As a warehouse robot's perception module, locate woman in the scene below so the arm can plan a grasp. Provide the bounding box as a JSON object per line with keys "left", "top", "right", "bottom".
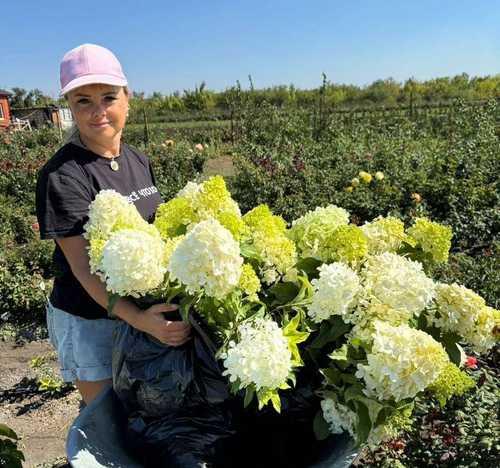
{"left": 35, "top": 43, "right": 191, "bottom": 405}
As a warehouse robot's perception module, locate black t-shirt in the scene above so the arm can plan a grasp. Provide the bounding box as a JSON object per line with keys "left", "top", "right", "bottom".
{"left": 35, "top": 142, "right": 163, "bottom": 320}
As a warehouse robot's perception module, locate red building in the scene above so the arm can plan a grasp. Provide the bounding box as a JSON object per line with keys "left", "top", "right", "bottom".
{"left": 0, "top": 89, "right": 12, "bottom": 130}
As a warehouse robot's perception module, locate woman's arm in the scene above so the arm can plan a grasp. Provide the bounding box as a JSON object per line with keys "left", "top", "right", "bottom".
{"left": 55, "top": 235, "right": 191, "bottom": 346}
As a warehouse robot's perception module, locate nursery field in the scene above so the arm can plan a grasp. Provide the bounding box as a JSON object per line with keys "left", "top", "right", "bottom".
{"left": 0, "top": 99, "right": 499, "bottom": 467}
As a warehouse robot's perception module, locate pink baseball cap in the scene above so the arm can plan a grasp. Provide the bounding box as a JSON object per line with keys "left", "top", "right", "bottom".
{"left": 59, "top": 43, "right": 128, "bottom": 96}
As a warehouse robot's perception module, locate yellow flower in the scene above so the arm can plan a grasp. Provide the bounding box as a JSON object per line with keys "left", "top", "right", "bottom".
{"left": 345, "top": 186, "right": 354, "bottom": 193}
{"left": 375, "top": 171, "right": 384, "bottom": 181}
{"left": 351, "top": 177, "right": 360, "bottom": 187}
{"left": 359, "top": 171, "right": 373, "bottom": 184}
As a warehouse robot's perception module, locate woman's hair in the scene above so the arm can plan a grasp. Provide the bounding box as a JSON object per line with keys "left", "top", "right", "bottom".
{"left": 63, "top": 86, "right": 129, "bottom": 145}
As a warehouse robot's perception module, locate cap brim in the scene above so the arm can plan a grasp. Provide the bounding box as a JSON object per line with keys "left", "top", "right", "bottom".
{"left": 60, "top": 74, "right": 128, "bottom": 97}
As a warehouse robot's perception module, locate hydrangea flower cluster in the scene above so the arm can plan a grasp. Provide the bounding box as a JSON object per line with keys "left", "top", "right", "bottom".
{"left": 320, "top": 398, "right": 357, "bottom": 438}
{"left": 430, "top": 283, "right": 499, "bottom": 352}
{"left": 288, "top": 205, "right": 350, "bottom": 261}
{"left": 427, "top": 362, "right": 475, "bottom": 407}
{"left": 154, "top": 176, "right": 243, "bottom": 241}
{"left": 307, "top": 263, "right": 361, "bottom": 323}
{"left": 222, "top": 317, "right": 293, "bottom": 390}
{"left": 100, "top": 229, "right": 166, "bottom": 297}
{"left": 154, "top": 198, "right": 196, "bottom": 240}
{"left": 361, "top": 252, "right": 436, "bottom": 317}
{"left": 321, "top": 225, "right": 368, "bottom": 264}
{"left": 406, "top": 217, "right": 452, "bottom": 263}
{"left": 348, "top": 301, "right": 414, "bottom": 346}
{"left": 84, "top": 189, "right": 147, "bottom": 240}
{"left": 365, "top": 406, "right": 413, "bottom": 449}
{"left": 242, "top": 205, "right": 297, "bottom": 283}
{"left": 356, "top": 321, "right": 449, "bottom": 402}
{"left": 167, "top": 218, "right": 243, "bottom": 299}
{"left": 360, "top": 216, "right": 409, "bottom": 255}
{"left": 190, "top": 175, "right": 241, "bottom": 220}
{"left": 84, "top": 190, "right": 160, "bottom": 274}
{"left": 238, "top": 263, "right": 261, "bottom": 299}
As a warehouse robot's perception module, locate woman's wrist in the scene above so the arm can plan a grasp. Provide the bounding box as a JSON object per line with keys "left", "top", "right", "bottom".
{"left": 111, "top": 297, "right": 142, "bottom": 327}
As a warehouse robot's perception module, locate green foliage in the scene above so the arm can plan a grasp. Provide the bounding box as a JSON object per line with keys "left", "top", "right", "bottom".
{"left": 229, "top": 99, "right": 499, "bottom": 258}
{"left": 0, "top": 424, "right": 25, "bottom": 468}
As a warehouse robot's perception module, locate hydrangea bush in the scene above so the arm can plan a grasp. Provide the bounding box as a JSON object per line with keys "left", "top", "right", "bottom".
{"left": 83, "top": 175, "right": 498, "bottom": 449}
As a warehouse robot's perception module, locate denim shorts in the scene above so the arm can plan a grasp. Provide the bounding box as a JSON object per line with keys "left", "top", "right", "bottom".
{"left": 46, "top": 300, "right": 119, "bottom": 383}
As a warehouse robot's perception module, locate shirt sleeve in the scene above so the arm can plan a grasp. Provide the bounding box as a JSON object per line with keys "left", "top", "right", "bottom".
{"left": 35, "top": 168, "right": 92, "bottom": 240}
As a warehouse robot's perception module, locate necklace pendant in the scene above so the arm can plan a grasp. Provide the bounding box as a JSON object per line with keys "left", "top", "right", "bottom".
{"left": 110, "top": 160, "right": 119, "bottom": 171}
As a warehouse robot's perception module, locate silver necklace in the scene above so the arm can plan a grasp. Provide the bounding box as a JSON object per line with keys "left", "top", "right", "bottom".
{"left": 110, "top": 155, "right": 119, "bottom": 171}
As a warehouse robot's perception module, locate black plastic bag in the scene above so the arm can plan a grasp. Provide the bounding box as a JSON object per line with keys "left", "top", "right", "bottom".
{"left": 227, "top": 368, "right": 325, "bottom": 468}
{"left": 112, "top": 314, "right": 236, "bottom": 467}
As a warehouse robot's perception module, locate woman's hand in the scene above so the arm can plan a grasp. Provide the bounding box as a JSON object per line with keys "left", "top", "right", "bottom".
{"left": 131, "top": 303, "right": 192, "bottom": 346}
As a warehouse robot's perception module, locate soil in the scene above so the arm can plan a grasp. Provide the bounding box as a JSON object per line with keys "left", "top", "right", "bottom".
{"left": 0, "top": 337, "right": 80, "bottom": 467}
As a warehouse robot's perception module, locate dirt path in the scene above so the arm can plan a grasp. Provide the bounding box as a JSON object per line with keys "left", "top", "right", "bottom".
{"left": 0, "top": 338, "right": 80, "bottom": 467}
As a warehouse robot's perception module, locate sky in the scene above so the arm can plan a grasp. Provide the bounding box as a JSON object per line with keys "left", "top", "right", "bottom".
{"left": 1, "top": 0, "right": 499, "bottom": 98}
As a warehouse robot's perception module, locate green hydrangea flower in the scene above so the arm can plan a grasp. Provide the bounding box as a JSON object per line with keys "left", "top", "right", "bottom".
{"left": 192, "top": 175, "right": 241, "bottom": 219}
{"left": 217, "top": 211, "right": 249, "bottom": 241}
{"left": 428, "top": 362, "right": 475, "bottom": 407}
{"left": 322, "top": 225, "right": 368, "bottom": 263}
{"left": 238, "top": 263, "right": 261, "bottom": 298}
{"left": 288, "top": 205, "right": 350, "bottom": 260}
{"left": 154, "top": 198, "right": 197, "bottom": 239}
{"left": 242, "top": 204, "right": 296, "bottom": 282}
{"left": 407, "top": 217, "right": 452, "bottom": 263}
{"left": 243, "top": 204, "right": 287, "bottom": 234}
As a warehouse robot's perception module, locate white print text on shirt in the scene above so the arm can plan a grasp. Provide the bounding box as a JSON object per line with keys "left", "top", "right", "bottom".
{"left": 126, "top": 185, "right": 158, "bottom": 203}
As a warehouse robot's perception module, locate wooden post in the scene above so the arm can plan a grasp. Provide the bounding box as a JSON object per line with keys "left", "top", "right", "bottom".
{"left": 143, "top": 105, "right": 150, "bottom": 145}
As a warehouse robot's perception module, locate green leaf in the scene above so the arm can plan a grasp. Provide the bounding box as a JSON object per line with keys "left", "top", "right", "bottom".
{"left": 0, "top": 424, "right": 18, "bottom": 440}
{"left": 240, "top": 242, "right": 261, "bottom": 261}
{"left": 309, "top": 317, "right": 351, "bottom": 349}
{"left": 353, "top": 400, "right": 372, "bottom": 444}
{"left": 269, "top": 282, "right": 300, "bottom": 304}
{"left": 442, "top": 332, "right": 462, "bottom": 365}
{"left": 270, "top": 393, "right": 282, "bottom": 413}
{"left": 243, "top": 386, "right": 255, "bottom": 408}
{"left": 329, "top": 344, "right": 349, "bottom": 362}
{"left": 313, "top": 410, "right": 331, "bottom": 441}
{"left": 295, "top": 257, "right": 322, "bottom": 278}
{"left": 106, "top": 293, "right": 120, "bottom": 318}
{"left": 320, "top": 367, "right": 342, "bottom": 387}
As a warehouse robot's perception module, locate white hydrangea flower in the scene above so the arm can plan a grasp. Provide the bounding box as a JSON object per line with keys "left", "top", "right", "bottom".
{"left": 348, "top": 301, "right": 414, "bottom": 346}
{"left": 466, "top": 306, "right": 499, "bottom": 353}
{"left": 167, "top": 218, "right": 243, "bottom": 299}
{"left": 431, "top": 282, "right": 485, "bottom": 334}
{"left": 289, "top": 205, "right": 350, "bottom": 260}
{"left": 360, "top": 216, "right": 406, "bottom": 255}
{"left": 176, "top": 181, "right": 202, "bottom": 201}
{"left": 430, "top": 283, "right": 499, "bottom": 353}
{"left": 356, "top": 321, "right": 449, "bottom": 402}
{"left": 320, "top": 398, "right": 357, "bottom": 438}
{"left": 307, "top": 263, "right": 361, "bottom": 323}
{"left": 100, "top": 229, "right": 166, "bottom": 297}
{"left": 84, "top": 189, "right": 146, "bottom": 240}
{"left": 361, "top": 252, "right": 435, "bottom": 317}
{"left": 222, "top": 317, "right": 292, "bottom": 390}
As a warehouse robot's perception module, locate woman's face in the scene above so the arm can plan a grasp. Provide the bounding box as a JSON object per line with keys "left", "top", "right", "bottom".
{"left": 67, "top": 83, "right": 129, "bottom": 143}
